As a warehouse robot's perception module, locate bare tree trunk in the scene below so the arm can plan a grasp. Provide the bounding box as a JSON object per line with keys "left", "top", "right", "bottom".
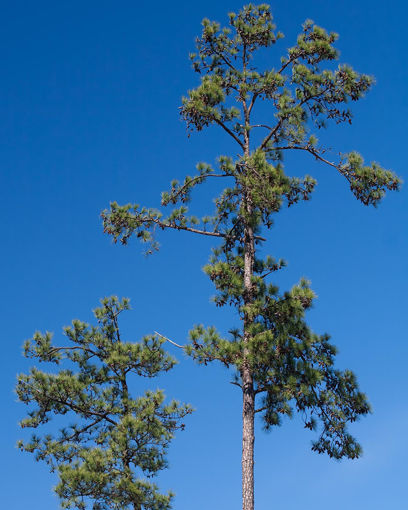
{"left": 242, "top": 203, "right": 255, "bottom": 510}
{"left": 242, "top": 364, "right": 255, "bottom": 510}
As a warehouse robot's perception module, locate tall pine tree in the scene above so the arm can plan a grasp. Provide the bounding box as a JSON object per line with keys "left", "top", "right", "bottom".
{"left": 17, "top": 297, "right": 192, "bottom": 510}
{"left": 102, "top": 5, "right": 400, "bottom": 510}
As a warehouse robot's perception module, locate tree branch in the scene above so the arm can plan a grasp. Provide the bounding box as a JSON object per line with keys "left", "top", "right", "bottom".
{"left": 47, "top": 346, "right": 98, "bottom": 357}
{"left": 146, "top": 216, "right": 232, "bottom": 239}
{"left": 277, "top": 52, "right": 301, "bottom": 75}
{"left": 144, "top": 216, "right": 266, "bottom": 241}
{"left": 208, "top": 39, "right": 236, "bottom": 71}
{"left": 251, "top": 124, "right": 273, "bottom": 130}
{"left": 40, "top": 391, "right": 118, "bottom": 426}
{"left": 271, "top": 145, "right": 339, "bottom": 170}
{"left": 214, "top": 118, "right": 245, "bottom": 149}
{"left": 165, "top": 173, "right": 231, "bottom": 204}
{"left": 154, "top": 332, "right": 184, "bottom": 349}
{"left": 58, "top": 418, "right": 104, "bottom": 444}
{"left": 259, "top": 119, "right": 283, "bottom": 150}
{"left": 260, "top": 268, "right": 277, "bottom": 280}
{"left": 247, "top": 93, "right": 259, "bottom": 116}
{"left": 259, "top": 86, "right": 333, "bottom": 152}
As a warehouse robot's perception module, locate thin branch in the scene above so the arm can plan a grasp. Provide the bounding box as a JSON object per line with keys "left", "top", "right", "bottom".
{"left": 259, "top": 88, "right": 332, "bottom": 151}
{"left": 58, "top": 418, "right": 104, "bottom": 445}
{"left": 48, "top": 395, "right": 118, "bottom": 426}
{"left": 144, "top": 216, "right": 266, "bottom": 242}
{"left": 208, "top": 39, "right": 237, "bottom": 71}
{"left": 218, "top": 52, "right": 236, "bottom": 72}
{"left": 212, "top": 212, "right": 227, "bottom": 234}
{"left": 251, "top": 124, "right": 273, "bottom": 130}
{"left": 260, "top": 268, "right": 277, "bottom": 280}
{"left": 214, "top": 118, "right": 245, "bottom": 149}
{"left": 247, "top": 93, "right": 259, "bottom": 116}
{"left": 226, "top": 217, "right": 242, "bottom": 240}
{"left": 48, "top": 346, "right": 98, "bottom": 357}
{"left": 154, "top": 331, "right": 184, "bottom": 349}
{"left": 277, "top": 54, "right": 298, "bottom": 75}
{"left": 271, "top": 145, "right": 339, "bottom": 170}
{"left": 146, "top": 216, "right": 232, "bottom": 239}
{"left": 166, "top": 173, "right": 231, "bottom": 204}
{"left": 248, "top": 52, "right": 301, "bottom": 116}
{"left": 277, "top": 46, "right": 309, "bottom": 75}
{"left": 259, "top": 119, "right": 283, "bottom": 150}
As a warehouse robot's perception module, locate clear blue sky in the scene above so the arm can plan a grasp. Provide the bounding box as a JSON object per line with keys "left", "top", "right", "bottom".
{"left": 1, "top": 1, "right": 406, "bottom": 508}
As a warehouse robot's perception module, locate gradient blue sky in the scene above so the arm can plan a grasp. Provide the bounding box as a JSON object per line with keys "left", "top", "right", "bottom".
{"left": 1, "top": 1, "right": 407, "bottom": 508}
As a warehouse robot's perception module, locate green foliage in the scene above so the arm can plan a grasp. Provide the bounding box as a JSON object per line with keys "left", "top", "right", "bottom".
{"left": 102, "top": 3, "right": 400, "bottom": 462}
{"left": 339, "top": 152, "right": 400, "bottom": 206}
{"left": 17, "top": 297, "right": 192, "bottom": 510}
{"left": 187, "top": 276, "right": 370, "bottom": 459}
{"left": 103, "top": 4, "right": 400, "bottom": 251}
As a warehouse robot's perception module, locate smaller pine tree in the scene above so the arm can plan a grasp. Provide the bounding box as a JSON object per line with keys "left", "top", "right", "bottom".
{"left": 16, "top": 296, "right": 192, "bottom": 510}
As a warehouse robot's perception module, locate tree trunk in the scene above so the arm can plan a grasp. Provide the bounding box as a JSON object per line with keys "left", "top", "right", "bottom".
{"left": 242, "top": 197, "right": 255, "bottom": 510}
{"left": 242, "top": 365, "right": 255, "bottom": 510}
{"left": 242, "top": 82, "right": 255, "bottom": 510}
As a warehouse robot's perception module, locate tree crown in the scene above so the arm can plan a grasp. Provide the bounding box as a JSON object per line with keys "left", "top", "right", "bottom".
{"left": 17, "top": 297, "right": 192, "bottom": 510}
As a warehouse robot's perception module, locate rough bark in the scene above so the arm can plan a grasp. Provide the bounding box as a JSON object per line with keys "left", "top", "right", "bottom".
{"left": 242, "top": 220, "right": 255, "bottom": 510}
{"left": 242, "top": 363, "right": 255, "bottom": 510}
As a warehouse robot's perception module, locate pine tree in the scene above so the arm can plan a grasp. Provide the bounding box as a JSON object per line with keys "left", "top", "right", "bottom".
{"left": 101, "top": 5, "right": 401, "bottom": 510}
{"left": 16, "top": 296, "right": 192, "bottom": 510}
